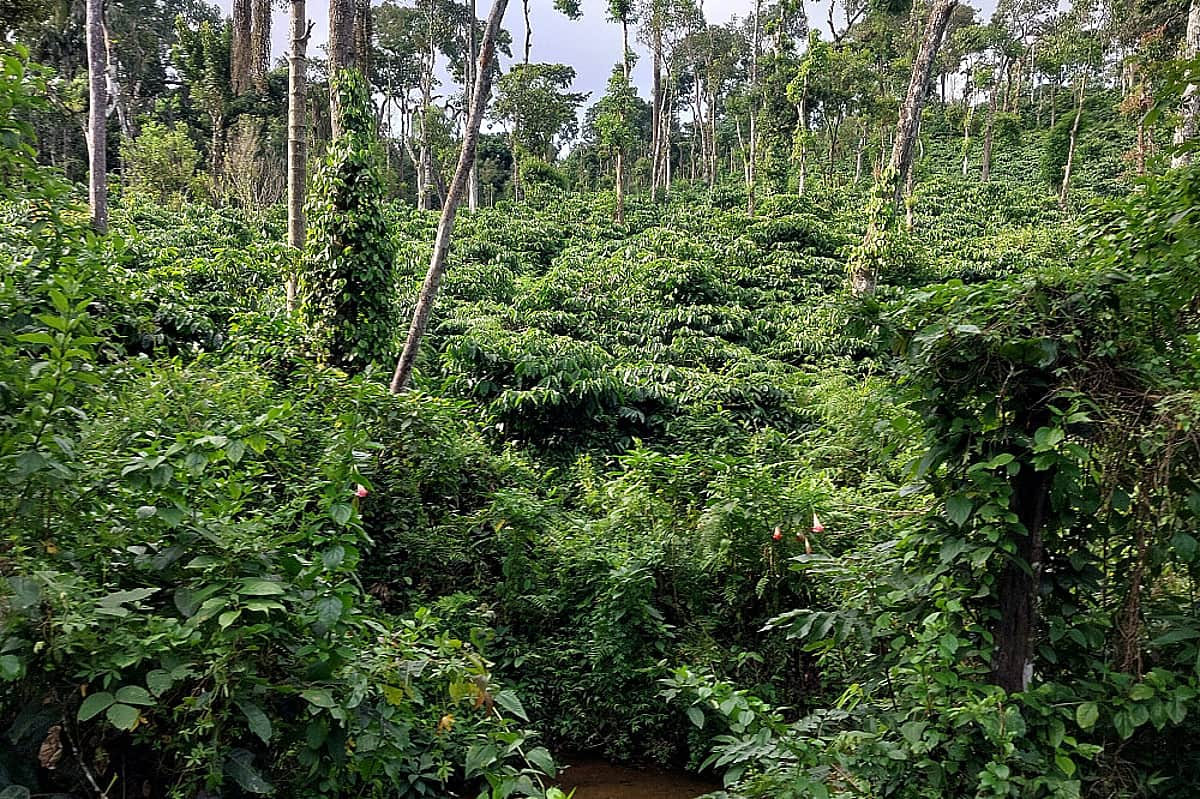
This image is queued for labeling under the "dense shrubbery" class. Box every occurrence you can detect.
[3,47,1200,799]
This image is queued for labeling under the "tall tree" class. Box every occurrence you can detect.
[608,0,635,221]
[849,0,958,296]
[1172,0,1200,168]
[888,0,958,210]
[493,62,585,186]
[390,0,511,393]
[250,0,270,91]
[286,0,311,311]
[86,0,107,232]
[329,0,361,135]
[231,0,251,93]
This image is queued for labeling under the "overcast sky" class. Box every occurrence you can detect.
[214,0,998,106]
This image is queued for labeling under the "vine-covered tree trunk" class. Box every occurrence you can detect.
[329,0,357,136]
[992,455,1052,693]
[286,0,309,312]
[1172,0,1200,168]
[389,0,510,393]
[86,0,107,233]
[889,0,956,209]
[849,0,956,296]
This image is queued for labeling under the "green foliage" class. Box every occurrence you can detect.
[300,69,397,373]
[121,120,205,205]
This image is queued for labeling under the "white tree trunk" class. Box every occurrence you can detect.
[285,0,310,311]
[86,0,107,233]
[390,0,510,393]
[1172,0,1200,168]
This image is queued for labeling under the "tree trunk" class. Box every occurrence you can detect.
[980,82,997,183]
[746,0,761,216]
[1059,75,1085,210]
[1172,0,1200,168]
[467,0,479,211]
[522,0,531,63]
[328,0,357,136]
[250,0,271,91]
[389,0,510,393]
[614,18,629,223]
[86,0,107,234]
[888,0,957,210]
[286,0,310,312]
[232,0,252,93]
[849,0,956,297]
[651,29,662,201]
[991,459,1052,693]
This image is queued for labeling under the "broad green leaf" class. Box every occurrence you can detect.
[115,685,155,706]
[686,705,705,729]
[239,580,285,596]
[329,502,353,525]
[1076,702,1099,730]
[224,749,273,794]
[106,702,140,731]
[78,691,115,721]
[945,495,972,527]
[301,688,336,709]
[525,746,555,776]
[315,596,342,629]
[0,654,22,680]
[146,669,174,698]
[465,743,499,779]
[237,699,272,743]
[494,689,528,721]
[1130,683,1155,701]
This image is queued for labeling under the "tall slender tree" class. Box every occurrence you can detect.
[390,0,511,393]
[329,0,360,135]
[286,0,311,311]
[86,0,107,233]
[849,0,958,296]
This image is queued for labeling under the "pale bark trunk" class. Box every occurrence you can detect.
[286,0,310,312]
[614,18,629,223]
[889,0,957,209]
[746,0,761,216]
[981,83,997,182]
[389,0,510,393]
[651,30,662,201]
[851,0,957,297]
[87,0,107,233]
[467,0,479,211]
[1059,75,1085,210]
[1172,0,1200,168]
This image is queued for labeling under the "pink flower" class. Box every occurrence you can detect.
[772,527,783,542]
[811,513,825,534]
[354,484,369,498]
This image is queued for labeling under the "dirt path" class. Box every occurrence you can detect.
[556,758,719,799]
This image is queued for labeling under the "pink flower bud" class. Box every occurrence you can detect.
[772,527,783,541]
[354,484,369,498]
[811,513,824,534]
